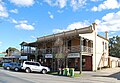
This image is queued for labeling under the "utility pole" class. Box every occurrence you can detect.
[80,36,82,74]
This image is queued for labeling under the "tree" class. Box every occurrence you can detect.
[109,36,120,58]
[6,47,19,56]
[54,37,64,70]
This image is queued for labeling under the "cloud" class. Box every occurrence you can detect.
[95,11,120,32]
[0,41,2,46]
[9,0,35,7]
[53,21,89,33]
[110,31,116,35]
[0,2,8,17]
[90,0,99,2]
[70,0,87,11]
[66,21,89,30]
[57,10,64,13]
[31,36,36,39]
[91,0,120,11]
[44,0,67,8]
[58,0,67,8]
[10,18,34,30]
[109,31,119,38]
[9,9,18,14]
[11,19,18,24]
[19,20,28,24]
[15,23,34,30]
[48,11,54,19]
[44,0,87,11]
[53,10,120,33]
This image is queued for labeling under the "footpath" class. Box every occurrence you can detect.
[76,67,120,83]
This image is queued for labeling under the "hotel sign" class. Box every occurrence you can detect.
[45,54,53,58]
[67,53,80,58]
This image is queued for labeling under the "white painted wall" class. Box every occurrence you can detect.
[109,56,120,68]
[79,31,96,71]
[79,24,109,71]
[96,36,109,69]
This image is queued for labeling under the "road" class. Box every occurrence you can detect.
[0,70,33,83]
[0,68,120,83]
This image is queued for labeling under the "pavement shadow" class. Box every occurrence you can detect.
[108,72,120,80]
[92,72,120,80]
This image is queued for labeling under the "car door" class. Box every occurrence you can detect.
[36,63,42,72]
[31,63,41,72]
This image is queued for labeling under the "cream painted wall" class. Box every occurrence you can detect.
[109,56,120,68]
[96,36,109,69]
[79,32,96,71]
[79,24,109,71]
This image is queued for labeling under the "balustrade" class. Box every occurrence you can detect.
[38,45,93,54]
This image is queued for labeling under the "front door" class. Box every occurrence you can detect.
[82,56,92,71]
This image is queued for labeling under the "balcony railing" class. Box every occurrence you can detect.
[37,45,93,54]
[81,46,93,53]
[22,50,35,54]
[70,45,80,52]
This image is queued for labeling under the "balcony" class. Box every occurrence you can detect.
[70,45,80,52]
[21,49,36,55]
[81,46,93,54]
[38,45,93,54]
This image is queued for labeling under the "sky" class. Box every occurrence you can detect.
[0,0,120,52]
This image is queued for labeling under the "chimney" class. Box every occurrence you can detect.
[92,22,97,31]
[105,31,108,39]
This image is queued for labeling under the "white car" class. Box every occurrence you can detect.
[21,61,50,74]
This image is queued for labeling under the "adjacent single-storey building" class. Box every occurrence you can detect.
[20,23,109,71]
[108,56,120,68]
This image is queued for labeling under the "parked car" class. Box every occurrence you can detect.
[21,61,50,74]
[2,62,13,70]
[0,61,3,67]
[10,62,21,72]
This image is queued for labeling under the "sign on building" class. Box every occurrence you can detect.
[67,53,80,58]
[45,54,53,58]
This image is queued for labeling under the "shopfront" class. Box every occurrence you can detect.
[67,53,92,71]
[44,54,53,69]
[67,53,80,70]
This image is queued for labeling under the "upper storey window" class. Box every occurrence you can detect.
[105,42,107,50]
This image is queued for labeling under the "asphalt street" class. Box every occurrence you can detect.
[0,68,120,83]
[0,70,33,83]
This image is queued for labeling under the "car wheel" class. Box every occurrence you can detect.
[25,68,31,73]
[6,66,10,70]
[42,69,47,74]
[15,67,19,72]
